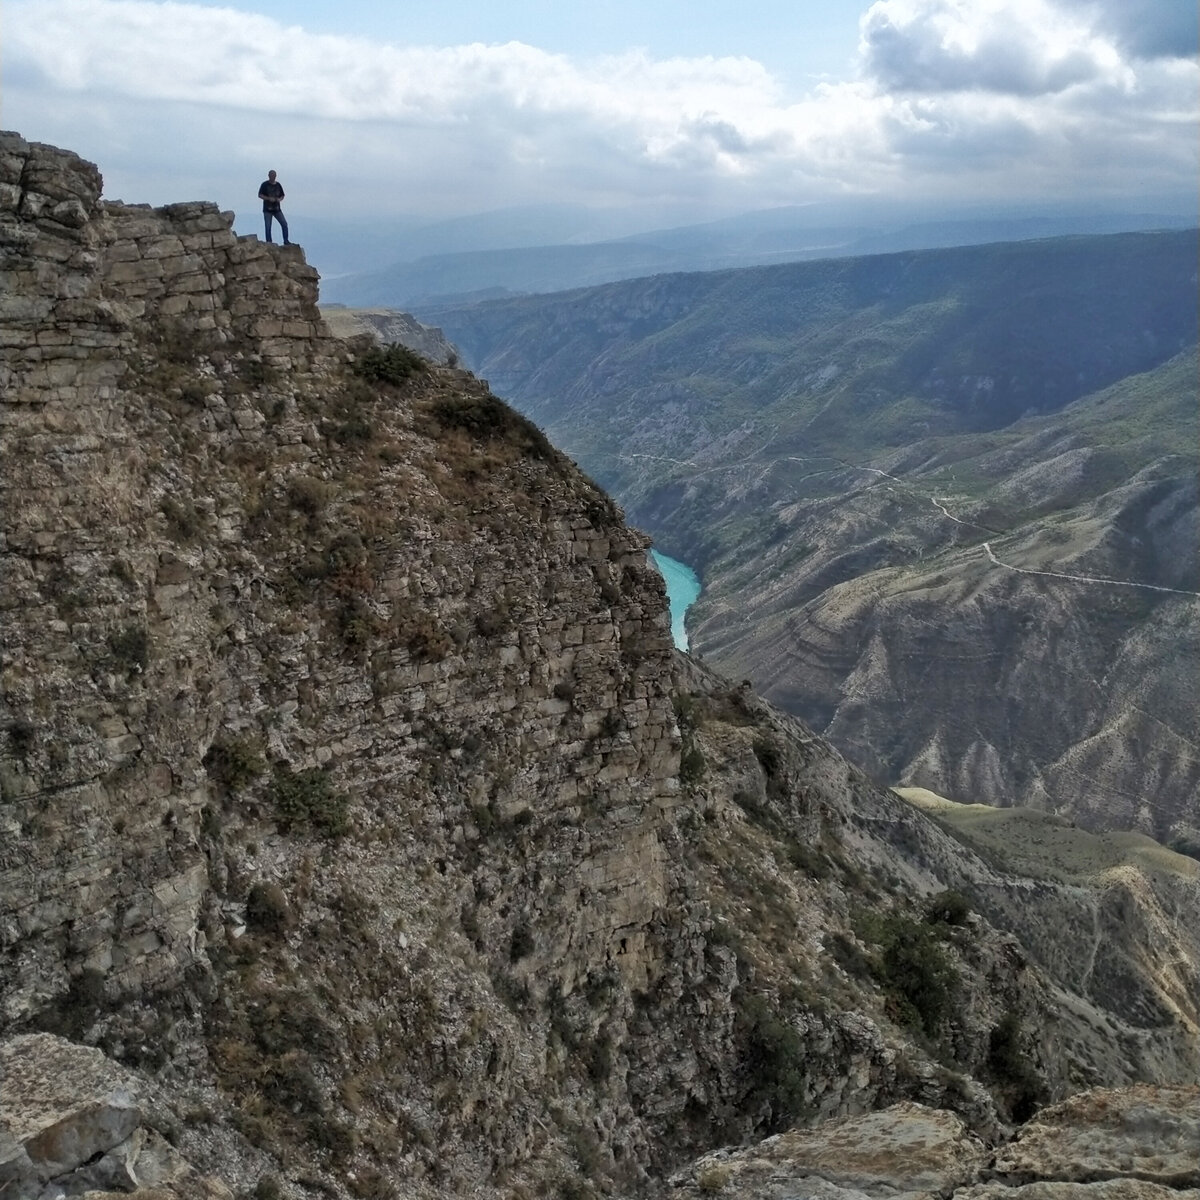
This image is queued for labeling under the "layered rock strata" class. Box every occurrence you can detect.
[0,130,678,1023]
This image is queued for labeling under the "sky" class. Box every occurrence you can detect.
[2,0,1197,243]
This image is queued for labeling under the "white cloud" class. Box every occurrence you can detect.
[3,0,1196,223]
[7,1,781,129]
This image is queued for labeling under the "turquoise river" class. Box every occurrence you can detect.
[649,550,701,652]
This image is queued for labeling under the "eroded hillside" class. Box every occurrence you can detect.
[2,134,1198,1200]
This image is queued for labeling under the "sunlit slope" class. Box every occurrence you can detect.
[896,787,1200,885]
[894,785,1200,1059]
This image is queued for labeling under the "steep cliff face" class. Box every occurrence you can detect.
[2,135,1198,1200]
[0,132,684,1191]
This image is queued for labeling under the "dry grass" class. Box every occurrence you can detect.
[895,787,1200,883]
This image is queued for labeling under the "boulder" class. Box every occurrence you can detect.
[0,1033,232,1200]
[671,1102,989,1200]
[992,1085,1200,1187]
[0,1033,142,1193]
[957,1181,1200,1200]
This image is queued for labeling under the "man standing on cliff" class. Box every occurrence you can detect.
[258,169,289,245]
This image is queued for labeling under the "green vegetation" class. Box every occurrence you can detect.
[853,908,960,1036]
[679,742,707,786]
[509,922,535,962]
[436,231,1197,487]
[429,392,557,463]
[204,734,266,792]
[987,1010,1046,1121]
[429,239,1198,847]
[245,882,294,936]
[269,766,350,838]
[287,475,331,517]
[7,718,36,759]
[151,317,211,366]
[352,342,427,384]
[161,496,204,540]
[925,889,972,926]
[237,357,276,389]
[737,992,809,1129]
[107,624,149,674]
[394,603,453,661]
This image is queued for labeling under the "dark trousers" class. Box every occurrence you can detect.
[264,210,289,243]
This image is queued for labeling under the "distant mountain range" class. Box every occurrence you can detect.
[317,205,1196,310]
[425,229,1200,842]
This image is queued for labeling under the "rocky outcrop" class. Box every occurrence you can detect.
[0,130,678,1021]
[672,1102,989,1199]
[0,131,686,1191]
[992,1086,1200,1188]
[319,305,459,364]
[0,1033,231,1199]
[670,1087,1200,1199]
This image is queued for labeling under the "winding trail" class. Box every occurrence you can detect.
[625,440,1199,601]
[1079,898,1102,997]
[981,541,1200,599]
[930,496,973,527]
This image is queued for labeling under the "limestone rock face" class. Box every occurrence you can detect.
[0,129,684,1192]
[0,129,679,1022]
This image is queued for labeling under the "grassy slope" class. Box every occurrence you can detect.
[896,787,1200,885]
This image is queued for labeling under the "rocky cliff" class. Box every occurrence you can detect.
[319,306,459,365]
[2,134,1198,1200]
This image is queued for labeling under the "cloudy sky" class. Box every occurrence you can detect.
[2,0,1196,240]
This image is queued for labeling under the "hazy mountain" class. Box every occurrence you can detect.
[428,230,1200,840]
[319,206,1196,309]
[292,203,717,282]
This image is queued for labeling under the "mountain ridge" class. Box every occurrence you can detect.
[321,212,1198,311]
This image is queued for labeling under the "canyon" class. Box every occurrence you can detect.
[427,233,1200,843]
[1,133,1197,1200]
